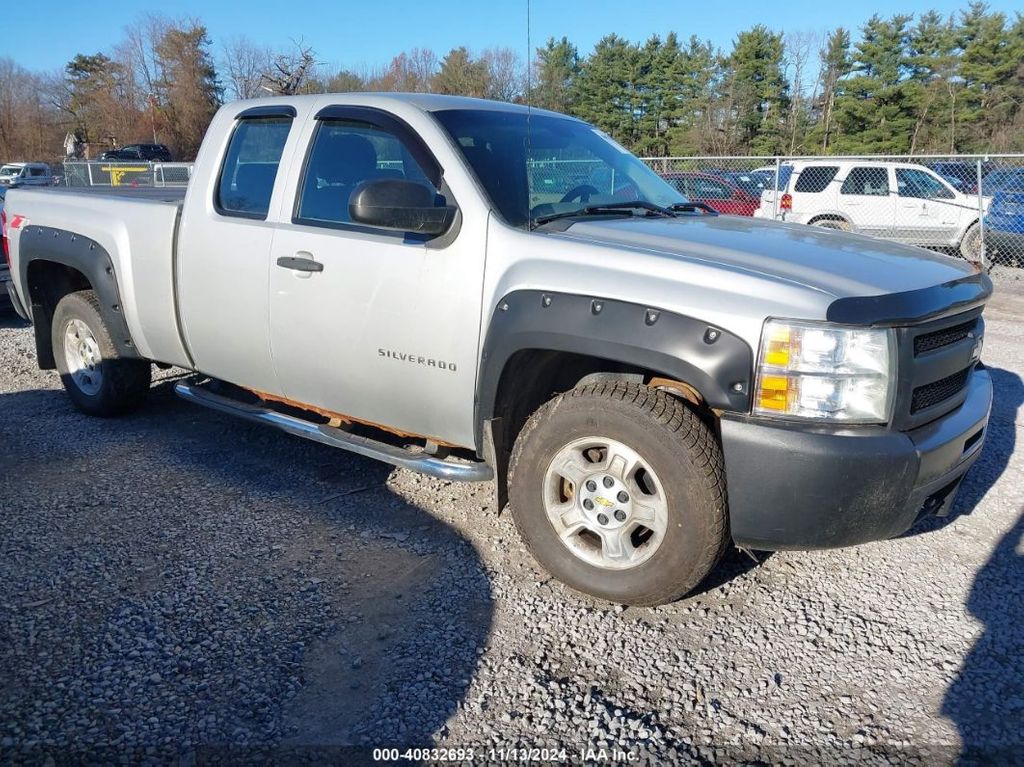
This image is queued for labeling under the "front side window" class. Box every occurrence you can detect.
[216,117,292,219]
[841,167,890,197]
[295,120,436,227]
[896,168,955,200]
[433,109,686,229]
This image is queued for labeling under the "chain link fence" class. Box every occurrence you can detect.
[62,161,193,189]
[56,155,1023,280]
[641,154,1024,281]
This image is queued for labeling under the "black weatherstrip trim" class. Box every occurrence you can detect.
[313,105,444,188]
[826,271,992,325]
[236,104,297,119]
[475,290,754,447]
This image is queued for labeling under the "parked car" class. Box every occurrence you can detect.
[984,168,1024,266]
[927,161,986,194]
[99,144,172,162]
[0,187,10,311]
[982,165,1024,193]
[713,170,777,198]
[4,94,992,605]
[754,160,989,261]
[0,162,54,188]
[659,171,760,215]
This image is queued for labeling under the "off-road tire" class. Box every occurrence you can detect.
[508,382,728,605]
[52,290,151,416]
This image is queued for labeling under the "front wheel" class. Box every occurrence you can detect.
[508,382,728,605]
[52,290,151,416]
[959,222,983,264]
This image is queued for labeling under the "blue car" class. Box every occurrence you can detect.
[984,169,1024,266]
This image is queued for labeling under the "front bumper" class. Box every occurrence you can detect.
[720,367,993,550]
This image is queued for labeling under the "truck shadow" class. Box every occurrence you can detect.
[940,509,1024,757]
[0,379,493,757]
[938,366,1024,757]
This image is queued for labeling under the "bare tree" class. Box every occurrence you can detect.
[222,36,273,100]
[784,30,820,154]
[481,47,525,102]
[261,42,318,95]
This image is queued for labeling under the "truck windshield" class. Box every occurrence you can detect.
[0,166,21,177]
[433,109,686,229]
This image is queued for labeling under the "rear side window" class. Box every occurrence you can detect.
[841,167,890,197]
[794,166,838,193]
[216,117,292,219]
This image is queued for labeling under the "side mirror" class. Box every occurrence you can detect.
[349,179,457,236]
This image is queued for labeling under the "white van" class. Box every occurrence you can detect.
[0,163,54,188]
[754,160,987,261]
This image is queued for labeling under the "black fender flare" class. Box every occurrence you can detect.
[475,289,754,448]
[19,225,139,366]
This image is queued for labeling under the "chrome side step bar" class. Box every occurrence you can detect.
[173,381,494,483]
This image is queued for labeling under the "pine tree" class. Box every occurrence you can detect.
[572,35,641,146]
[831,14,916,153]
[721,26,789,154]
[531,37,579,113]
[433,47,489,98]
[154,23,221,159]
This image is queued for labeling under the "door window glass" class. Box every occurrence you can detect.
[841,167,890,197]
[896,168,955,200]
[295,120,435,227]
[216,117,292,219]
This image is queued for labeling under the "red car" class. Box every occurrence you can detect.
[659,171,760,216]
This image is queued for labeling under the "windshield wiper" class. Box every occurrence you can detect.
[668,202,719,216]
[533,201,676,228]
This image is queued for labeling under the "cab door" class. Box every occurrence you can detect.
[267,106,485,447]
[176,106,297,394]
[893,167,962,248]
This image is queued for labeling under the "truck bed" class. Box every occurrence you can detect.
[5,185,189,367]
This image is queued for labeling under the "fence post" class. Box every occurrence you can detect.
[772,156,782,221]
[976,158,986,271]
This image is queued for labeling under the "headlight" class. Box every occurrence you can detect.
[754,319,895,423]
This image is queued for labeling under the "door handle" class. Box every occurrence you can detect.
[277,255,323,273]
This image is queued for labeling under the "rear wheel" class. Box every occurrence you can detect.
[810,217,851,232]
[959,222,983,264]
[52,290,150,416]
[508,382,728,605]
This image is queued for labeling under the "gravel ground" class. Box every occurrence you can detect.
[1,284,1022,763]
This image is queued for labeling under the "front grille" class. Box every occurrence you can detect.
[911,368,971,413]
[914,319,977,356]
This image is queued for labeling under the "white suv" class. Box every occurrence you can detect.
[753,160,987,261]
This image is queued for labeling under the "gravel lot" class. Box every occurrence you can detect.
[1,283,1022,762]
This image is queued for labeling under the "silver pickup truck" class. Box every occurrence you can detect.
[2,94,993,605]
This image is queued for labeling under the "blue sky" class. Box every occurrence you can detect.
[6,0,1021,74]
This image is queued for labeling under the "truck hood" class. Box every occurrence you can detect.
[554,214,978,300]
